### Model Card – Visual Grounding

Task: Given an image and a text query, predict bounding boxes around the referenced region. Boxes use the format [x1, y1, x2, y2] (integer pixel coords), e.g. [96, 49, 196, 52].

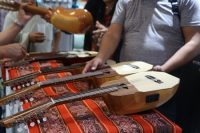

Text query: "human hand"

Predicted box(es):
[82, 57, 105, 73]
[41, 8, 53, 23]
[29, 32, 45, 43]
[0, 43, 27, 61]
[92, 21, 108, 45]
[152, 65, 164, 71]
[17, 3, 33, 26]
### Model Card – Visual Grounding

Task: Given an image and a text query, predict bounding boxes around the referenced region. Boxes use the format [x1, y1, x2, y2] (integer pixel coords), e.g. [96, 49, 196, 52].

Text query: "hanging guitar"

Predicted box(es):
[0, 0, 93, 33]
[0, 61, 153, 106]
[0, 71, 180, 128]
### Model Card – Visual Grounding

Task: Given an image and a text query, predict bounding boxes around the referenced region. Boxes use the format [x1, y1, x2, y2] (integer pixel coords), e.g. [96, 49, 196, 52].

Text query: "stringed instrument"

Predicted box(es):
[3, 51, 98, 68]
[3, 62, 87, 86]
[0, 0, 93, 33]
[0, 61, 153, 106]
[0, 71, 180, 128]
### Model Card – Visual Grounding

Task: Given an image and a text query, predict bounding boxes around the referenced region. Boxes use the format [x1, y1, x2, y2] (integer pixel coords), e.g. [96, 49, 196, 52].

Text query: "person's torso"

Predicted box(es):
[24, 15, 53, 52]
[119, 0, 184, 65]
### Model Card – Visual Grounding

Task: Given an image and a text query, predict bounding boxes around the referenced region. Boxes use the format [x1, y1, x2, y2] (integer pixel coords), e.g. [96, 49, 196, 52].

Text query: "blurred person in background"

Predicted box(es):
[0, 3, 32, 61]
[3, 0, 61, 53]
[84, 0, 122, 62]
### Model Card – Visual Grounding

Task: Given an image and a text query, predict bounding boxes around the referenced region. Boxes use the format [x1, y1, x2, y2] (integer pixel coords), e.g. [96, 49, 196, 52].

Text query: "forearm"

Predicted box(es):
[0, 22, 22, 45]
[163, 42, 200, 72]
[0, 47, 5, 59]
[52, 32, 61, 51]
[97, 25, 122, 61]
[161, 27, 200, 72]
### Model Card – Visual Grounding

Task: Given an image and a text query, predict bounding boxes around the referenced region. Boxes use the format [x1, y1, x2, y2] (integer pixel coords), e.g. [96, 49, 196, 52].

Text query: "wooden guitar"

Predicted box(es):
[0, 71, 180, 128]
[0, 61, 153, 106]
[0, 0, 93, 33]
[3, 62, 87, 86]
[3, 51, 98, 68]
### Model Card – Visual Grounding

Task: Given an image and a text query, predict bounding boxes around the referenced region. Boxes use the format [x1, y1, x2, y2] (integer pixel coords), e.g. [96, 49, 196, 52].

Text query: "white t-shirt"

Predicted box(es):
[3, 12, 56, 52]
[112, 0, 200, 65]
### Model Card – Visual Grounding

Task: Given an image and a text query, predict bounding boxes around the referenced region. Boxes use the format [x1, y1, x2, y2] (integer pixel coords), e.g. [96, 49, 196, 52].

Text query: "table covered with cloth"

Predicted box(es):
[3, 60, 182, 133]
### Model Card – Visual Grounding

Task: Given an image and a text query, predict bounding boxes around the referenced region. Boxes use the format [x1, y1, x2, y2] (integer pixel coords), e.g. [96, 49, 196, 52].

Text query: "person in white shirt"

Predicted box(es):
[0, 3, 32, 60]
[3, 0, 61, 53]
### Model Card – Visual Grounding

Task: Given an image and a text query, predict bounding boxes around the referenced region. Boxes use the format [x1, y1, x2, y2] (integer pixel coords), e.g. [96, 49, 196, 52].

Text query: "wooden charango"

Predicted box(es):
[0, 0, 93, 33]
[102, 71, 179, 114]
[3, 51, 98, 68]
[0, 71, 180, 128]
[0, 61, 153, 106]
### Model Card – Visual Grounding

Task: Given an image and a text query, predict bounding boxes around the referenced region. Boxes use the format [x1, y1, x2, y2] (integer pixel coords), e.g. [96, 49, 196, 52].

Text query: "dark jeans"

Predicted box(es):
[157, 67, 184, 122]
[158, 61, 200, 133]
[176, 61, 200, 133]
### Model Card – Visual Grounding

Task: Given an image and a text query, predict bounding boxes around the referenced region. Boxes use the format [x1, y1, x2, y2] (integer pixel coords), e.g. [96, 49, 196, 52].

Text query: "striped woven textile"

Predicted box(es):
[7, 60, 182, 133]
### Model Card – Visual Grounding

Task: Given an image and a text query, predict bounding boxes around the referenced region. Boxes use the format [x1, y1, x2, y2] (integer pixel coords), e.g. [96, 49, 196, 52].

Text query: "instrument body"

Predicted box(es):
[0, 0, 93, 33]
[0, 71, 180, 128]
[51, 7, 93, 33]
[103, 71, 179, 114]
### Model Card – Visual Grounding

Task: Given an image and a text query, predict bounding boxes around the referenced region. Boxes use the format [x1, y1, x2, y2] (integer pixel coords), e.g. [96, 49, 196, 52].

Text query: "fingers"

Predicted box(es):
[96, 21, 100, 25]
[82, 57, 104, 73]
[82, 60, 98, 73]
[93, 29, 101, 34]
[18, 3, 32, 24]
[21, 46, 27, 56]
[82, 61, 93, 73]
[35, 35, 45, 42]
[15, 45, 27, 61]
[153, 65, 163, 71]
[9, 44, 27, 61]
[95, 21, 105, 29]
[29, 32, 46, 43]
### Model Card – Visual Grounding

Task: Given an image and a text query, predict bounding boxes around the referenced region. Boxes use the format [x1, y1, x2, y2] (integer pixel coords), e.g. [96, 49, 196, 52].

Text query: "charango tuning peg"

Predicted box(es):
[42, 117, 48, 122]
[26, 82, 30, 87]
[29, 121, 35, 127]
[29, 97, 34, 102]
[17, 85, 22, 90]
[31, 81, 35, 85]
[22, 84, 25, 88]
[24, 99, 28, 103]
[12, 86, 17, 91]
[37, 119, 41, 124]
